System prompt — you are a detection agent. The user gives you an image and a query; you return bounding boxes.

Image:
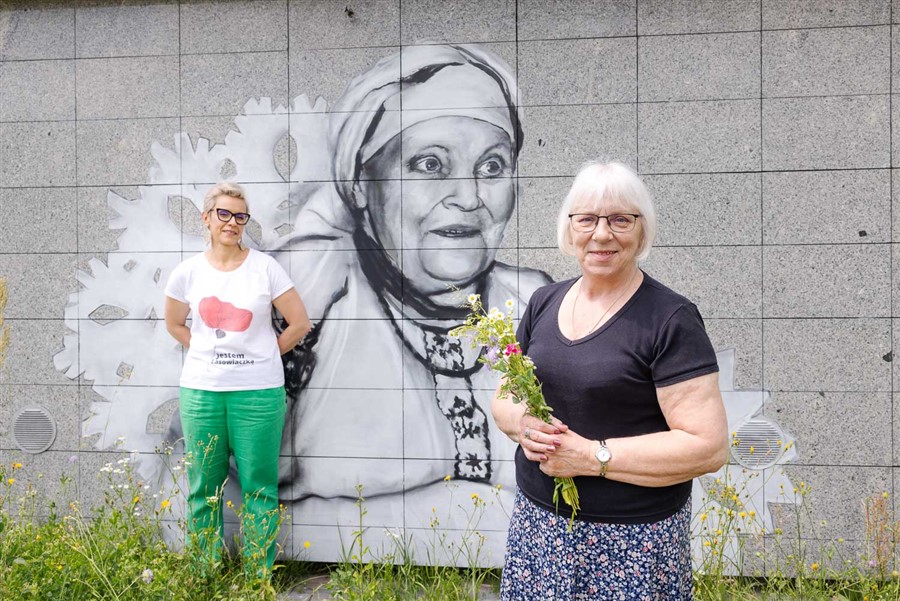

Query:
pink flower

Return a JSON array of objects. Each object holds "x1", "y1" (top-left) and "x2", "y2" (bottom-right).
[{"x1": 505, "y1": 343, "x2": 521, "y2": 356}]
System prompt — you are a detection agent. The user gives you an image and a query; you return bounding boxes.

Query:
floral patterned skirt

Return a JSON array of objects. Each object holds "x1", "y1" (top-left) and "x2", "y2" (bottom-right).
[{"x1": 500, "y1": 488, "x2": 693, "y2": 601}]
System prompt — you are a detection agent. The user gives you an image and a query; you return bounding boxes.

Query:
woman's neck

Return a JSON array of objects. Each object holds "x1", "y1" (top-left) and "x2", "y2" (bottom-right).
[
  {"x1": 579, "y1": 265, "x2": 642, "y2": 300},
  {"x1": 205, "y1": 244, "x2": 248, "y2": 270}
]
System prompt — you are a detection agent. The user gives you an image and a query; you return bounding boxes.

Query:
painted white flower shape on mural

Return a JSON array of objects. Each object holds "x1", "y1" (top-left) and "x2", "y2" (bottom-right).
[{"x1": 54, "y1": 96, "x2": 331, "y2": 478}]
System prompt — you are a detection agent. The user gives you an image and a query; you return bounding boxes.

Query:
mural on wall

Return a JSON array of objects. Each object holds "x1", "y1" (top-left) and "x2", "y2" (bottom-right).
[{"x1": 52, "y1": 43, "x2": 798, "y2": 563}]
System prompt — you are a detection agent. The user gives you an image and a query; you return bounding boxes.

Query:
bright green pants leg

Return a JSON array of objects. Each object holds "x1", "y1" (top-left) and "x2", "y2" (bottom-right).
[{"x1": 180, "y1": 386, "x2": 286, "y2": 576}]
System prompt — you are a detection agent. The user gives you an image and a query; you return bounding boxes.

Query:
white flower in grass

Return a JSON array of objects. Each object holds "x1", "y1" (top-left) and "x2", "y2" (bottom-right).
[{"x1": 141, "y1": 568, "x2": 154, "y2": 584}]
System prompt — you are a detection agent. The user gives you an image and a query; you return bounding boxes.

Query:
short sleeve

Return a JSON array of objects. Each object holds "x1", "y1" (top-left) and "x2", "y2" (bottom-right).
[
  {"x1": 164, "y1": 263, "x2": 188, "y2": 303},
  {"x1": 267, "y1": 255, "x2": 295, "y2": 299},
  {"x1": 650, "y1": 303, "x2": 719, "y2": 387}
]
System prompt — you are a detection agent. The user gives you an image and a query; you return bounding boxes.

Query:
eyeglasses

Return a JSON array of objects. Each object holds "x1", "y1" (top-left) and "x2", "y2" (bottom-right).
[
  {"x1": 211, "y1": 208, "x2": 251, "y2": 225},
  {"x1": 568, "y1": 213, "x2": 640, "y2": 233}
]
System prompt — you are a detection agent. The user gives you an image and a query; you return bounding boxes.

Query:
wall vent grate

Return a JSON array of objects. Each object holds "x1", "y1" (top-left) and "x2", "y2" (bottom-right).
[
  {"x1": 731, "y1": 418, "x2": 786, "y2": 470},
  {"x1": 12, "y1": 407, "x2": 57, "y2": 454}
]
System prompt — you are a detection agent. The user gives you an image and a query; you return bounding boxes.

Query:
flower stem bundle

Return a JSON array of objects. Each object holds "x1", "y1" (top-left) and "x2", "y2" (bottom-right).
[{"x1": 450, "y1": 294, "x2": 580, "y2": 528}]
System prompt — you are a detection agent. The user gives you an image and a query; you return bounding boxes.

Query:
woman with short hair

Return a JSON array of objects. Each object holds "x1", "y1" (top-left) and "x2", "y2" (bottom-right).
[
  {"x1": 164, "y1": 182, "x2": 311, "y2": 577},
  {"x1": 494, "y1": 161, "x2": 728, "y2": 600}
]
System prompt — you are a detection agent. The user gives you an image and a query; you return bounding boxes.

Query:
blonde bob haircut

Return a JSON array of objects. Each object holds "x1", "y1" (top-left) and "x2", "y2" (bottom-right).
[
  {"x1": 202, "y1": 182, "x2": 249, "y2": 245},
  {"x1": 556, "y1": 161, "x2": 656, "y2": 262}
]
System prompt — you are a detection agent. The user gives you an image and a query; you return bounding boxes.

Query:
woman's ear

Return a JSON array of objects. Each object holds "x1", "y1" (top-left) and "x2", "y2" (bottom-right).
[{"x1": 351, "y1": 181, "x2": 369, "y2": 210}]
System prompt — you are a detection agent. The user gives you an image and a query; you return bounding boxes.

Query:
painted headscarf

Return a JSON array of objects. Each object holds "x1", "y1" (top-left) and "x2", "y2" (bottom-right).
[{"x1": 330, "y1": 44, "x2": 523, "y2": 214}]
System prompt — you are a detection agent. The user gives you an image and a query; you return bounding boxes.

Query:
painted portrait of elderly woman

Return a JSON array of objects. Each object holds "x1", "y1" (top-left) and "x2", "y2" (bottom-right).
[{"x1": 273, "y1": 44, "x2": 550, "y2": 521}]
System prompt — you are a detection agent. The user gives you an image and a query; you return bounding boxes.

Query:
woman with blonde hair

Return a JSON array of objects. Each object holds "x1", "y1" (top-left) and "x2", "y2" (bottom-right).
[{"x1": 164, "y1": 182, "x2": 311, "y2": 576}]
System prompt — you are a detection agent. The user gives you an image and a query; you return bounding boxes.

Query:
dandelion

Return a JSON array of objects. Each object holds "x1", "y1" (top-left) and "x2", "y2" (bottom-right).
[
  {"x1": 811, "y1": 562, "x2": 819, "y2": 571},
  {"x1": 160, "y1": 500, "x2": 170, "y2": 510},
  {"x1": 141, "y1": 568, "x2": 154, "y2": 584},
  {"x1": 12, "y1": 462, "x2": 22, "y2": 470},
  {"x1": 303, "y1": 541, "x2": 311, "y2": 549},
  {"x1": 700, "y1": 513, "x2": 707, "y2": 521},
  {"x1": 7, "y1": 478, "x2": 14, "y2": 485}
]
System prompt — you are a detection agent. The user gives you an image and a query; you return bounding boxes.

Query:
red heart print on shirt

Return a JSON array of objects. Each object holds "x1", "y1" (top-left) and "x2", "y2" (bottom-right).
[{"x1": 199, "y1": 296, "x2": 253, "y2": 339}]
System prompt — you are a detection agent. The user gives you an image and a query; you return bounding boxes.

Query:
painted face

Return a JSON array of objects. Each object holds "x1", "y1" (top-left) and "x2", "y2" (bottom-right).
[
  {"x1": 202, "y1": 194, "x2": 248, "y2": 248},
  {"x1": 360, "y1": 116, "x2": 515, "y2": 293},
  {"x1": 569, "y1": 196, "x2": 643, "y2": 279}
]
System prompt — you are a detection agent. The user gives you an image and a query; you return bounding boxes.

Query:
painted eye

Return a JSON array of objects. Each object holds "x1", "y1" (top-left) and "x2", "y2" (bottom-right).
[
  {"x1": 475, "y1": 158, "x2": 505, "y2": 178},
  {"x1": 411, "y1": 156, "x2": 442, "y2": 174}
]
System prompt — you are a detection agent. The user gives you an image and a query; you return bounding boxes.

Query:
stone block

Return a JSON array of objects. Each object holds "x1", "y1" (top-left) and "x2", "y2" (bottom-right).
[
  {"x1": 76, "y1": 186, "x2": 129, "y2": 253},
  {"x1": 639, "y1": 32, "x2": 760, "y2": 102},
  {"x1": 0, "y1": 253, "x2": 76, "y2": 319},
  {"x1": 180, "y1": 0, "x2": 287, "y2": 54},
  {"x1": 400, "y1": 0, "x2": 515, "y2": 45},
  {"x1": 0, "y1": 121, "x2": 75, "y2": 187},
  {"x1": 763, "y1": 26, "x2": 890, "y2": 98},
  {"x1": 771, "y1": 465, "x2": 891, "y2": 544},
  {"x1": 518, "y1": 0, "x2": 635, "y2": 40},
  {"x1": 76, "y1": 56, "x2": 179, "y2": 120},
  {"x1": 762, "y1": 95, "x2": 889, "y2": 171},
  {"x1": 705, "y1": 318, "x2": 762, "y2": 390},
  {"x1": 638, "y1": 0, "x2": 760, "y2": 35},
  {"x1": 0, "y1": 2, "x2": 74, "y2": 60},
  {"x1": 763, "y1": 318, "x2": 890, "y2": 392},
  {"x1": 76, "y1": 118, "x2": 179, "y2": 186},
  {"x1": 645, "y1": 173, "x2": 762, "y2": 246},
  {"x1": 1, "y1": 318, "x2": 73, "y2": 386},
  {"x1": 894, "y1": 96, "x2": 899, "y2": 167},
  {"x1": 288, "y1": 0, "x2": 400, "y2": 49},
  {"x1": 290, "y1": 46, "x2": 400, "y2": 108},
  {"x1": 638, "y1": 100, "x2": 761, "y2": 174},
  {"x1": 894, "y1": 170, "x2": 900, "y2": 240},
  {"x1": 764, "y1": 244, "x2": 889, "y2": 318},
  {"x1": 762, "y1": 0, "x2": 891, "y2": 29},
  {"x1": 0, "y1": 450, "x2": 79, "y2": 515},
  {"x1": 180, "y1": 51, "x2": 288, "y2": 117},
  {"x1": 769, "y1": 392, "x2": 890, "y2": 466},
  {"x1": 519, "y1": 37, "x2": 636, "y2": 105},
  {"x1": 518, "y1": 176, "x2": 571, "y2": 249},
  {"x1": 894, "y1": 27, "x2": 900, "y2": 93},
  {"x1": 0, "y1": 59, "x2": 75, "y2": 121},
  {"x1": 896, "y1": 0, "x2": 900, "y2": 22},
  {"x1": 642, "y1": 246, "x2": 762, "y2": 318},
  {"x1": 518, "y1": 247, "x2": 580, "y2": 283},
  {"x1": 0, "y1": 187, "x2": 77, "y2": 253},
  {"x1": 2, "y1": 385, "x2": 81, "y2": 452},
  {"x1": 75, "y1": 0, "x2": 179, "y2": 58},
  {"x1": 764, "y1": 170, "x2": 890, "y2": 245},
  {"x1": 519, "y1": 104, "x2": 637, "y2": 177}
]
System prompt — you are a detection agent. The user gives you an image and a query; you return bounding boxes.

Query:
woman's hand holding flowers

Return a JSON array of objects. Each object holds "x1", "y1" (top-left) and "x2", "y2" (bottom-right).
[{"x1": 518, "y1": 413, "x2": 567, "y2": 463}]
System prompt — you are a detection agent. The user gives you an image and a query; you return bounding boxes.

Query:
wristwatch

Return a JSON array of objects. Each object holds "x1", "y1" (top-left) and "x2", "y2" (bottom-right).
[{"x1": 594, "y1": 440, "x2": 611, "y2": 478}]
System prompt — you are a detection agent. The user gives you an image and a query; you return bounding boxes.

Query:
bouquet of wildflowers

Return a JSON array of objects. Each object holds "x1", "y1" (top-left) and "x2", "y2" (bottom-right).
[{"x1": 450, "y1": 294, "x2": 580, "y2": 528}]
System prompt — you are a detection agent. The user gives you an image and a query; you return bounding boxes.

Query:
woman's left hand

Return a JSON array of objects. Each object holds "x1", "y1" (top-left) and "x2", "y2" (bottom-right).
[{"x1": 538, "y1": 427, "x2": 597, "y2": 479}]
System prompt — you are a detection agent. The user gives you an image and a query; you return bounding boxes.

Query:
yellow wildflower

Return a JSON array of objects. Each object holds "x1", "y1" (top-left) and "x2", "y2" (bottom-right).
[
  {"x1": 226, "y1": 500, "x2": 234, "y2": 509},
  {"x1": 160, "y1": 500, "x2": 170, "y2": 510},
  {"x1": 810, "y1": 562, "x2": 819, "y2": 571},
  {"x1": 303, "y1": 541, "x2": 311, "y2": 549},
  {"x1": 7, "y1": 478, "x2": 14, "y2": 485},
  {"x1": 444, "y1": 474, "x2": 451, "y2": 481},
  {"x1": 12, "y1": 462, "x2": 22, "y2": 470}
]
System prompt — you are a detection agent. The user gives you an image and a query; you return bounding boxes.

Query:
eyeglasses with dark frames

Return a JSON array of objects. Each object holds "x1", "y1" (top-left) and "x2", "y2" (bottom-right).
[
  {"x1": 211, "y1": 208, "x2": 251, "y2": 225},
  {"x1": 568, "y1": 213, "x2": 640, "y2": 233}
]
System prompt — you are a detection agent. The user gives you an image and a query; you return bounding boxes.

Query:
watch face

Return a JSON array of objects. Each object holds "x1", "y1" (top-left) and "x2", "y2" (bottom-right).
[{"x1": 596, "y1": 447, "x2": 611, "y2": 462}]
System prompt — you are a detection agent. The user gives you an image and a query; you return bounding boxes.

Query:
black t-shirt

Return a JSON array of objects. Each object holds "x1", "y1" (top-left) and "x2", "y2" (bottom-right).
[{"x1": 515, "y1": 273, "x2": 719, "y2": 524}]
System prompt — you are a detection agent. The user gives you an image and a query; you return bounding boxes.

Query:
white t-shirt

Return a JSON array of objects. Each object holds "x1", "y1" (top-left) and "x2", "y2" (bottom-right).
[{"x1": 165, "y1": 248, "x2": 295, "y2": 391}]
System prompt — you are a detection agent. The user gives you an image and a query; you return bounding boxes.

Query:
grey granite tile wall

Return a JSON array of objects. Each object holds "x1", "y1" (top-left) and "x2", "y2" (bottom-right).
[
  {"x1": 400, "y1": 0, "x2": 516, "y2": 45},
  {"x1": 76, "y1": 56, "x2": 179, "y2": 120},
  {"x1": 0, "y1": 59, "x2": 75, "y2": 121},
  {"x1": 181, "y1": 0, "x2": 287, "y2": 54},
  {"x1": 639, "y1": 32, "x2": 760, "y2": 102},
  {"x1": 0, "y1": 2, "x2": 74, "y2": 60},
  {"x1": 75, "y1": 0, "x2": 179, "y2": 58},
  {"x1": 0, "y1": 187, "x2": 78, "y2": 253},
  {"x1": 289, "y1": 0, "x2": 400, "y2": 49},
  {"x1": 762, "y1": 0, "x2": 891, "y2": 29},
  {"x1": 763, "y1": 26, "x2": 890, "y2": 98},
  {"x1": 638, "y1": 0, "x2": 760, "y2": 35},
  {"x1": 518, "y1": 0, "x2": 635, "y2": 39}
]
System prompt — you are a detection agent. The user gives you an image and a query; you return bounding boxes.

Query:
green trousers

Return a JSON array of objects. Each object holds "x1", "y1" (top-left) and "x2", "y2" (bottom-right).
[{"x1": 179, "y1": 386, "x2": 285, "y2": 576}]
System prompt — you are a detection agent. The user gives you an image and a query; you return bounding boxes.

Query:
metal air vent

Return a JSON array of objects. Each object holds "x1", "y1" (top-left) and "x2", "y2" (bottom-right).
[
  {"x1": 12, "y1": 406, "x2": 57, "y2": 454},
  {"x1": 730, "y1": 417, "x2": 785, "y2": 470}
]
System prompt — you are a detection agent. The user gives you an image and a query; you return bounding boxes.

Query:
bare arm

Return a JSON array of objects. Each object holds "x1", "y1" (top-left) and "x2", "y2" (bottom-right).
[
  {"x1": 536, "y1": 372, "x2": 729, "y2": 487},
  {"x1": 492, "y1": 377, "x2": 568, "y2": 461},
  {"x1": 273, "y1": 288, "x2": 312, "y2": 355},
  {"x1": 164, "y1": 297, "x2": 192, "y2": 348}
]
